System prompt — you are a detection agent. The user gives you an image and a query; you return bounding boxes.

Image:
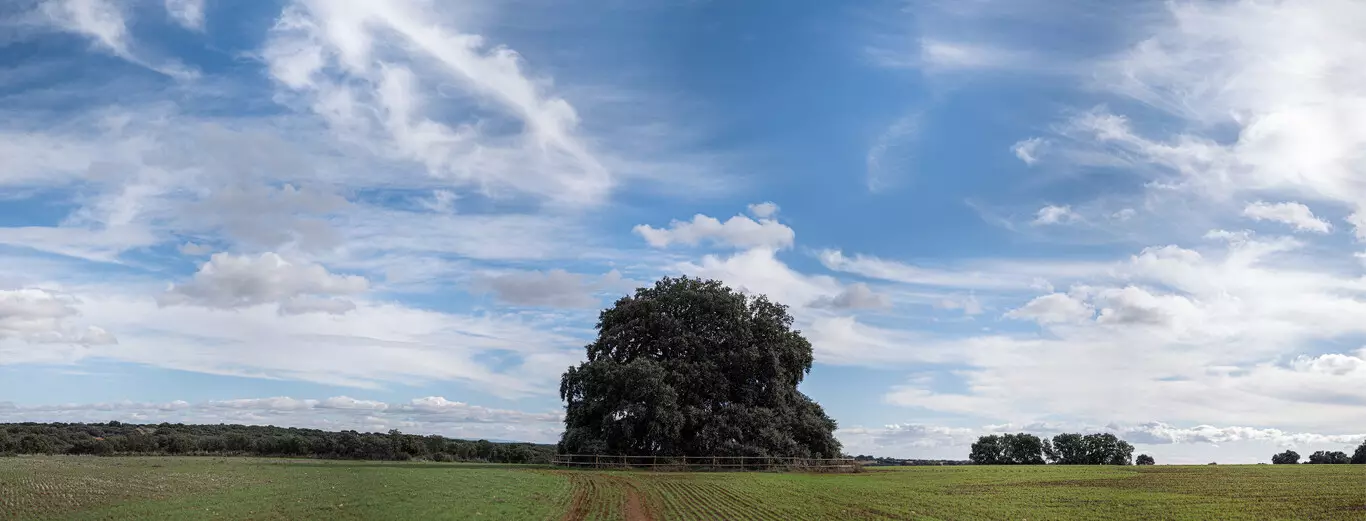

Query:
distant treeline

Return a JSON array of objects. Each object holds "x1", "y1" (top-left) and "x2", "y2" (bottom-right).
[
  {"x1": 0, "y1": 422, "x2": 555, "y2": 464},
  {"x1": 1272, "y1": 448, "x2": 1366, "y2": 465},
  {"x1": 852, "y1": 455, "x2": 971, "y2": 466}
]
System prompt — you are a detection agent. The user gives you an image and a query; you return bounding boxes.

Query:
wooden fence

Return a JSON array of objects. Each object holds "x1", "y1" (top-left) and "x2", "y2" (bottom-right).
[{"x1": 550, "y1": 454, "x2": 861, "y2": 473}]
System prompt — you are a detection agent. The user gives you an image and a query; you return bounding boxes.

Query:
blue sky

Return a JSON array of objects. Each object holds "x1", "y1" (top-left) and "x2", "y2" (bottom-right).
[{"x1": 2, "y1": 0, "x2": 1365, "y2": 463}]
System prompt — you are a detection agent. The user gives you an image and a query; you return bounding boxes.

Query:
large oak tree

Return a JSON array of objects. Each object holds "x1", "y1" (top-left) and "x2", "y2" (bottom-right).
[{"x1": 557, "y1": 277, "x2": 841, "y2": 458}]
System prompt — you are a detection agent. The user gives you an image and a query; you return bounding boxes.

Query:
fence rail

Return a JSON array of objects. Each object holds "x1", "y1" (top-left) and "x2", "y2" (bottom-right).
[{"x1": 550, "y1": 454, "x2": 861, "y2": 473}]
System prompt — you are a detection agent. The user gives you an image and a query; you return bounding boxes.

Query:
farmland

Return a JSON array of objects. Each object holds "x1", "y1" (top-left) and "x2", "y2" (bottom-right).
[{"x1": 2, "y1": 457, "x2": 1363, "y2": 520}]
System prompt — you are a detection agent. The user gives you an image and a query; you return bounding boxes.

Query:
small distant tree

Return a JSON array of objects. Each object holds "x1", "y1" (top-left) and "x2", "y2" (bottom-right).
[
  {"x1": 1352, "y1": 440, "x2": 1366, "y2": 464},
  {"x1": 1271, "y1": 450, "x2": 1300, "y2": 464},
  {"x1": 1135, "y1": 454, "x2": 1155, "y2": 465},
  {"x1": 1307, "y1": 450, "x2": 1350, "y2": 464}
]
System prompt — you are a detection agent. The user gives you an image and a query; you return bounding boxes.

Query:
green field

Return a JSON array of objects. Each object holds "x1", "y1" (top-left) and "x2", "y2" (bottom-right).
[{"x1": 2, "y1": 457, "x2": 1363, "y2": 520}]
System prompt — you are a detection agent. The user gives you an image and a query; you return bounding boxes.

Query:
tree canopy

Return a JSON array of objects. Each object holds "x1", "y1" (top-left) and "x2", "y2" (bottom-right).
[
  {"x1": 557, "y1": 276, "x2": 841, "y2": 458},
  {"x1": 1271, "y1": 450, "x2": 1300, "y2": 464},
  {"x1": 1048, "y1": 433, "x2": 1134, "y2": 465},
  {"x1": 1306, "y1": 450, "x2": 1350, "y2": 464},
  {"x1": 969, "y1": 432, "x2": 1134, "y2": 465},
  {"x1": 1135, "y1": 454, "x2": 1155, "y2": 465},
  {"x1": 1353, "y1": 440, "x2": 1366, "y2": 464}
]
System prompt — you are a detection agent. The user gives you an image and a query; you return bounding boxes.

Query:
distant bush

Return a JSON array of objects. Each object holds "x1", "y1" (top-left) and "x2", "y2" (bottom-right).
[
  {"x1": 1271, "y1": 450, "x2": 1300, "y2": 464},
  {"x1": 1135, "y1": 454, "x2": 1154, "y2": 465},
  {"x1": 1353, "y1": 440, "x2": 1366, "y2": 464}
]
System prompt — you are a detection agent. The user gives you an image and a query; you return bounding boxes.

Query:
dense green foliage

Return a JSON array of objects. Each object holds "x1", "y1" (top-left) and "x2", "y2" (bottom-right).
[
  {"x1": 559, "y1": 276, "x2": 841, "y2": 458},
  {"x1": 1271, "y1": 450, "x2": 1300, "y2": 464},
  {"x1": 1355, "y1": 441, "x2": 1366, "y2": 464},
  {"x1": 1306, "y1": 450, "x2": 1351, "y2": 464},
  {"x1": 0, "y1": 422, "x2": 553, "y2": 463},
  {"x1": 970, "y1": 432, "x2": 1135, "y2": 465},
  {"x1": 5, "y1": 457, "x2": 1365, "y2": 520},
  {"x1": 1136, "y1": 454, "x2": 1155, "y2": 465}
]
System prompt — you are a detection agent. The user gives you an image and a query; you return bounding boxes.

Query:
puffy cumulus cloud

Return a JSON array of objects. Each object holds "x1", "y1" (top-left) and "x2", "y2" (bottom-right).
[
  {"x1": 470, "y1": 269, "x2": 635, "y2": 308},
  {"x1": 670, "y1": 248, "x2": 843, "y2": 315},
  {"x1": 260, "y1": 0, "x2": 611, "y2": 206},
  {"x1": 1291, "y1": 351, "x2": 1365, "y2": 377},
  {"x1": 809, "y1": 283, "x2": 891, "y2": 310},
  {"x1": 159, "y1": 252, "x2": 367, "y2": 315},
  {"x1": 0, "y1": 288, "x2": 115, "y2": 345},
  {"x1": 1242, "y1": 201, "x2": 1331, "y2": 234},
  {"x1": 634, "y1": 211, "x2": 795, "y2": 250},
  {"x1": 0, "y1": 395, "x2": 564, "y2": 442}
]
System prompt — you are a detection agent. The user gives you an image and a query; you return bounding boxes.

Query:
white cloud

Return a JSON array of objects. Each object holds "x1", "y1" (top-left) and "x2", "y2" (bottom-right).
[
  {"x1": 809, "y1": 282, "x2": 891, "y2": 310},
  {"x1": 881, "y1": 235, "x2": 1366, "y2": 432},
  {"x1": 937, "y1": 294, "x2": 983, "y2": 316},
  {"x1": 1005, "y1": 292, "x2": 1093, "y2": 324},
  {"x1": 163, "y1": 0, "x2": 205, "y2": 31},
  {"x1": 866, "y1": 113, "x2": 918, "y2": 192},
  {"x1": 10, "y1": 285, "x2": 582, "y2": 397},
  {"x1": 37, "y1": 0, "x2": 197, "y2": 78},
  {"x1": 634, "y1": 211, "x2": 795, "y2": 250},
  {"x1": 817, "y1": 249, "x2": 1109, "y2": 291},
  {"x1": 159, "y1": 252, "x2": 368, "y2": 315},
  {"x1": 0, "y1": 288, "x2": 115, "y2": 345},
  {"x1": 1042, "y1": 0, "x2": 1366, "y2": 217},
  {"x1": 0, "y1": 395, "x2": 563, "y2": 442},
  {"x1": 918, "y1": 39, "x2": 1043, "y2": 73},
  {"x1": 1242, "y1": 201, "x2": 1331, "y2": 234},
  {"x1": 1032, "y1": 204, "x2": 1080, "y2": 225},
  {"x1": 177, "y1": 242, "x2": 214, "y2": 256},
  {"x1": 839, "y1": 420, "x2": 1365, "y2": 463},
  {"x1": 747, "y1": 201, "x2": 779, "y2": 219},
  {"x1": 672, "y1": 248, "x2": 842, "y2": 313},
  {"x1": 261, "y1": 0, "x2": 611, "y2": 206},
  {"x1": 1011, "y1": 137, "x2": 1046, "y2": 165},
  {"x1": 471, "y1": 269, "x2": 634, "y2": 308}
]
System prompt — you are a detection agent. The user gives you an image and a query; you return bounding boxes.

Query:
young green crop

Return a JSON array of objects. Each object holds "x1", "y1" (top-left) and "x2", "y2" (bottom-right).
[{"x1": 3, "y1": 456, "x2": 1364, "y2": 520}]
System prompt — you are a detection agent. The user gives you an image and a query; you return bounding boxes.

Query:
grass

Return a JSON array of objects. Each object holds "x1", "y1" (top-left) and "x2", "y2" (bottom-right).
[{"x1": 2, "y1": 456, "x2": 1363, "y2": 520}]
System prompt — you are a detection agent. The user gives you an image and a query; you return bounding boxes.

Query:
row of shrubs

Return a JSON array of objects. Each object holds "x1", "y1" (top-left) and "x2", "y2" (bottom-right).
[{"x1": 0, "y1": 422, "x2": 555, "y2": 463}]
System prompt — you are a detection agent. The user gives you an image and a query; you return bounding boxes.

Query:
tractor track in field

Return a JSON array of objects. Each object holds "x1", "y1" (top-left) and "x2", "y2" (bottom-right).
[{"x1": 552, "y1": 471, "x2": 657, "y2": 521}]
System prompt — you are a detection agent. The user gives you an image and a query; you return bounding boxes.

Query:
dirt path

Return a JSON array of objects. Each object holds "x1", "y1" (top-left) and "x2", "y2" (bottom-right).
[
  {"x1": 553, "y1": 471, "x2": 656, "y2": 521},
  {"x1": 558, "y1": 473, "x2": 593, "y2": 521},
  {"x1": 622, "y1": 485, "x2": 651, "y2": 521}
]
